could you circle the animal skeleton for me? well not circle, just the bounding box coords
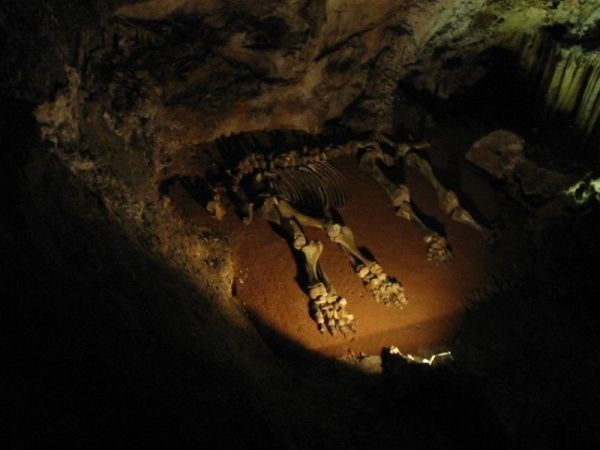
[196,131,490,335]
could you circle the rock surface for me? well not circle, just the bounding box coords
[467,129,578,209]
[466,129,526,181]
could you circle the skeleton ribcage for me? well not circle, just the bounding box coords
[215,129,352,215]
[271,161,348,214]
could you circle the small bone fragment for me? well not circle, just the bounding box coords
[206,195,226,221]
[241,202,254,225]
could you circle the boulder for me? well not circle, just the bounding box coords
[466,129,525,181]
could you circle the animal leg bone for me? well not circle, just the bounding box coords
[325,223,407,307]
[358,147,405,208]
[301,240,356,336]
[373,133,494,241]
[276,197,406,307]
[359,149,452,263]
[267,197,355,335]
[404,151,491,238]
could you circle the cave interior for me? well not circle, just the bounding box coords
[3,1,600,449]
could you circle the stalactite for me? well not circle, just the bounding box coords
[504,31,600,148]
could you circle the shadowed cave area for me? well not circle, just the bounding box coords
[4,1,600,449]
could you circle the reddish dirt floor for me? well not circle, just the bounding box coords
[171,127,525,358]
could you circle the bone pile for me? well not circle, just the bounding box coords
[308,283,356,335]
[356,263,407,307]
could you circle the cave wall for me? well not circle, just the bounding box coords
[505,29,600,153]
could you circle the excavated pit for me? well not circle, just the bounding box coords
[167,121,526,358]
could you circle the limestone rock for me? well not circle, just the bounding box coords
[466,130,526,181]
[516,160,572,202]
[468,130,577,208]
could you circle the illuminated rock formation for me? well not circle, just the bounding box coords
[506,30,600,143]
